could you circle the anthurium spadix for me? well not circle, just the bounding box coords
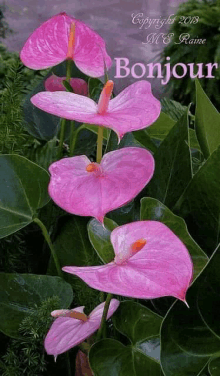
[48,147,155,223]
[63,221,193,303]
[20,12,111,77]
[45,75,88,96]
[31,80,161,141]
[44,299,120,357]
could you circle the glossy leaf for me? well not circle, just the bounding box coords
[176,146,220,254]
[161,243,220,376]
[0,154,50,238]
[146,109,192,210]
[113,301,162,345]
[140,197,208,279]
[23,78,60,141]
[161,98,187,122]
[48,216,101,309]
[195,79,220,159]
[89,339,162,376]
[0,273,73,338]
[209,357,220,376]
[87,218,117,263]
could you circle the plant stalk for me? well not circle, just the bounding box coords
[33,218,62,278]
[96,293,112,341]
[96,126,103,163]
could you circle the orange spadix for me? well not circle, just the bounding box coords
[131,238,147,254]
[69,311,88,321]
[66,22,76,59]
[86,163,99,172]
[97,80,114,114]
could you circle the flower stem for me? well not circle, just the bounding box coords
[33,218,62,278]
[96,293,112,341]
[58,118,66,160]
[66,59,72,83]
[69,120,76,156]
[96,126,103,163]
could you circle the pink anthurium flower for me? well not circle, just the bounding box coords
[31,80,161,141]
[44,299,120,357]
[20,12,111,77]
[48,147,155,223]
[63,221,193,303]
[45,74,88,96]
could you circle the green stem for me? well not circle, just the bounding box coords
[69,124,85,156]
[69,120,76,156]
[58,118,66,160]
[57,60,73,160]
[66,60,72,83]
[33,218,62,278]
[96,293,112,341]
[96,126,103,163]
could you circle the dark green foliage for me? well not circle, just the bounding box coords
[161,0,220,108]
[1,297,60,376]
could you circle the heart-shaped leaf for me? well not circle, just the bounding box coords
[195,79,220,159]
[140,197,208,279]
[175,145,220,255]
[0,273,73,338]
[113,301,162,345]
[161,243,220,376]
[0,154,50,238]
[48,216,101,310]
[209,357,220,376]
[89,339,162,376]
[87,218,117,263]
[146,109,192,210]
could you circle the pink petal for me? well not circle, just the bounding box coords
[20,12,111,77]
[63,221,193,302]
[107,81,161,139]
[45,75,88,96]
[44,299,120,356]
[48,148,155,222]
[31,81,160,141]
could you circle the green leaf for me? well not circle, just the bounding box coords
[87,218,117,263]
[0,273,73,338]
[27,137,58,170]
[175,145,220,255]
[209,357,220,376]
[23,78,60,141]
[48,216,101,310]
[90,301,163,375]
[89,339,162,376]
[161,243,220,376]
[140,198,208,279]
[195,79,220,159]
[113,301,162,345]
[0,154,50,238]
[88,77,103,102]
[146,109,192,209]
[138,112,175,142]
[62,79,74,92]
[161,98,187,122]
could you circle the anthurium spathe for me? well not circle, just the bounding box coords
[63,221,193,303]
[31,80,161,141]
[20,12,111,77]
[45,75,88,96]
[48,147,155,223]
[44,299,120,357]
